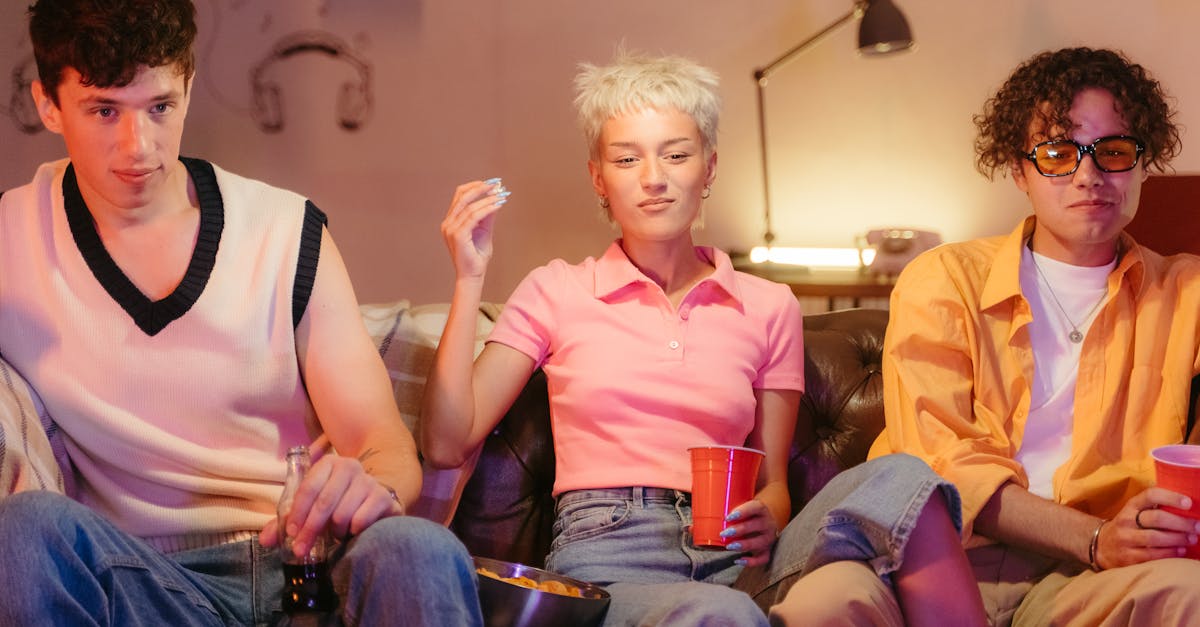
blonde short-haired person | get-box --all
[423,51,985,626]
[871,47,1200,625]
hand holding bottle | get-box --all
[277,446,336,614]
[261,446,404,555]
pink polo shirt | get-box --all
[488,241,804,495]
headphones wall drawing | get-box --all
[7,54,43,134]
[250,31,373,133]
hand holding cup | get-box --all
[688,446,764,549]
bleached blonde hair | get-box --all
[574,50,721,159]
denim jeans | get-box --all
[546,486,767,627]
[545,454,960,626]
[736,453,962,612]
[0,491,483,626]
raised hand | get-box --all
[440,178,510,280]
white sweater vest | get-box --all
[0,159,325,550]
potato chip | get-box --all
[476,566,585,598]
[540,580,568,595]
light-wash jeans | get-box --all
[736,453,962,612]
[0,490,483,626]
[547,454,961,626]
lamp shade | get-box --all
[858,0,914,55]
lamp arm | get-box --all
[753,2,865,83]
[754,1,867,246]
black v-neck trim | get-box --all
[63,157,224,336]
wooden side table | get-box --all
[735,262,897,311]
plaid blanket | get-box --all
[360,300,499,524]
[0,356,68,496]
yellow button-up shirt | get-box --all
[870,217,1200,542]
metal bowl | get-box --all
[473,556,610,627]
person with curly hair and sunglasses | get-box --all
[869,46,1200,625]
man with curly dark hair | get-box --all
[870,47,1200,625]
[973,47,1181,180]
[0,0,483,625]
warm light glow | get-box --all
[749,246,874,268]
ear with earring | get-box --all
[701,185,711,199]
[597,195,615,225]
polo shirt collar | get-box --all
[980,216,1145,312]
[593,240,744,304]
[699,246,744,303]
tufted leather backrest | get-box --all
[450,307,892,566]
[786,308,889,516]
[450,369,555,566]
[448,305,1200,568]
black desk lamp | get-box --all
[754,0,914,249]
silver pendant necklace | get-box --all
[1029,253,1106,344]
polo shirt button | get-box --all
[680,307,690,320]
[668,340,680,350]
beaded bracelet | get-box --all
[1087,519,1108,571]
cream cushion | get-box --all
[360,300,498,525]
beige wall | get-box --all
[2,0,1198,306]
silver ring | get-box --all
[1135,508,1149,530]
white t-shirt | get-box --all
[1017,245,1114,498]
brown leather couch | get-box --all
[450,308,891,567]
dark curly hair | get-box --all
[974,47,1180,180]
[28,0,197,105]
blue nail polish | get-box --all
[735,558,748,566]
[719,527,737,538]
[484,177,502,185]
[494,198,508,206]
[495,190,512,198]
[726,542,743,551]
[726,510,742,521]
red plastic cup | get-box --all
[688,446,764,549]
[1152,444,1200,559]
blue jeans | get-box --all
[736,453,962,611]
[547,486,765,627]
[546,454,960,626]
[0,491,483,626]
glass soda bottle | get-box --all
[278,445,336,614]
